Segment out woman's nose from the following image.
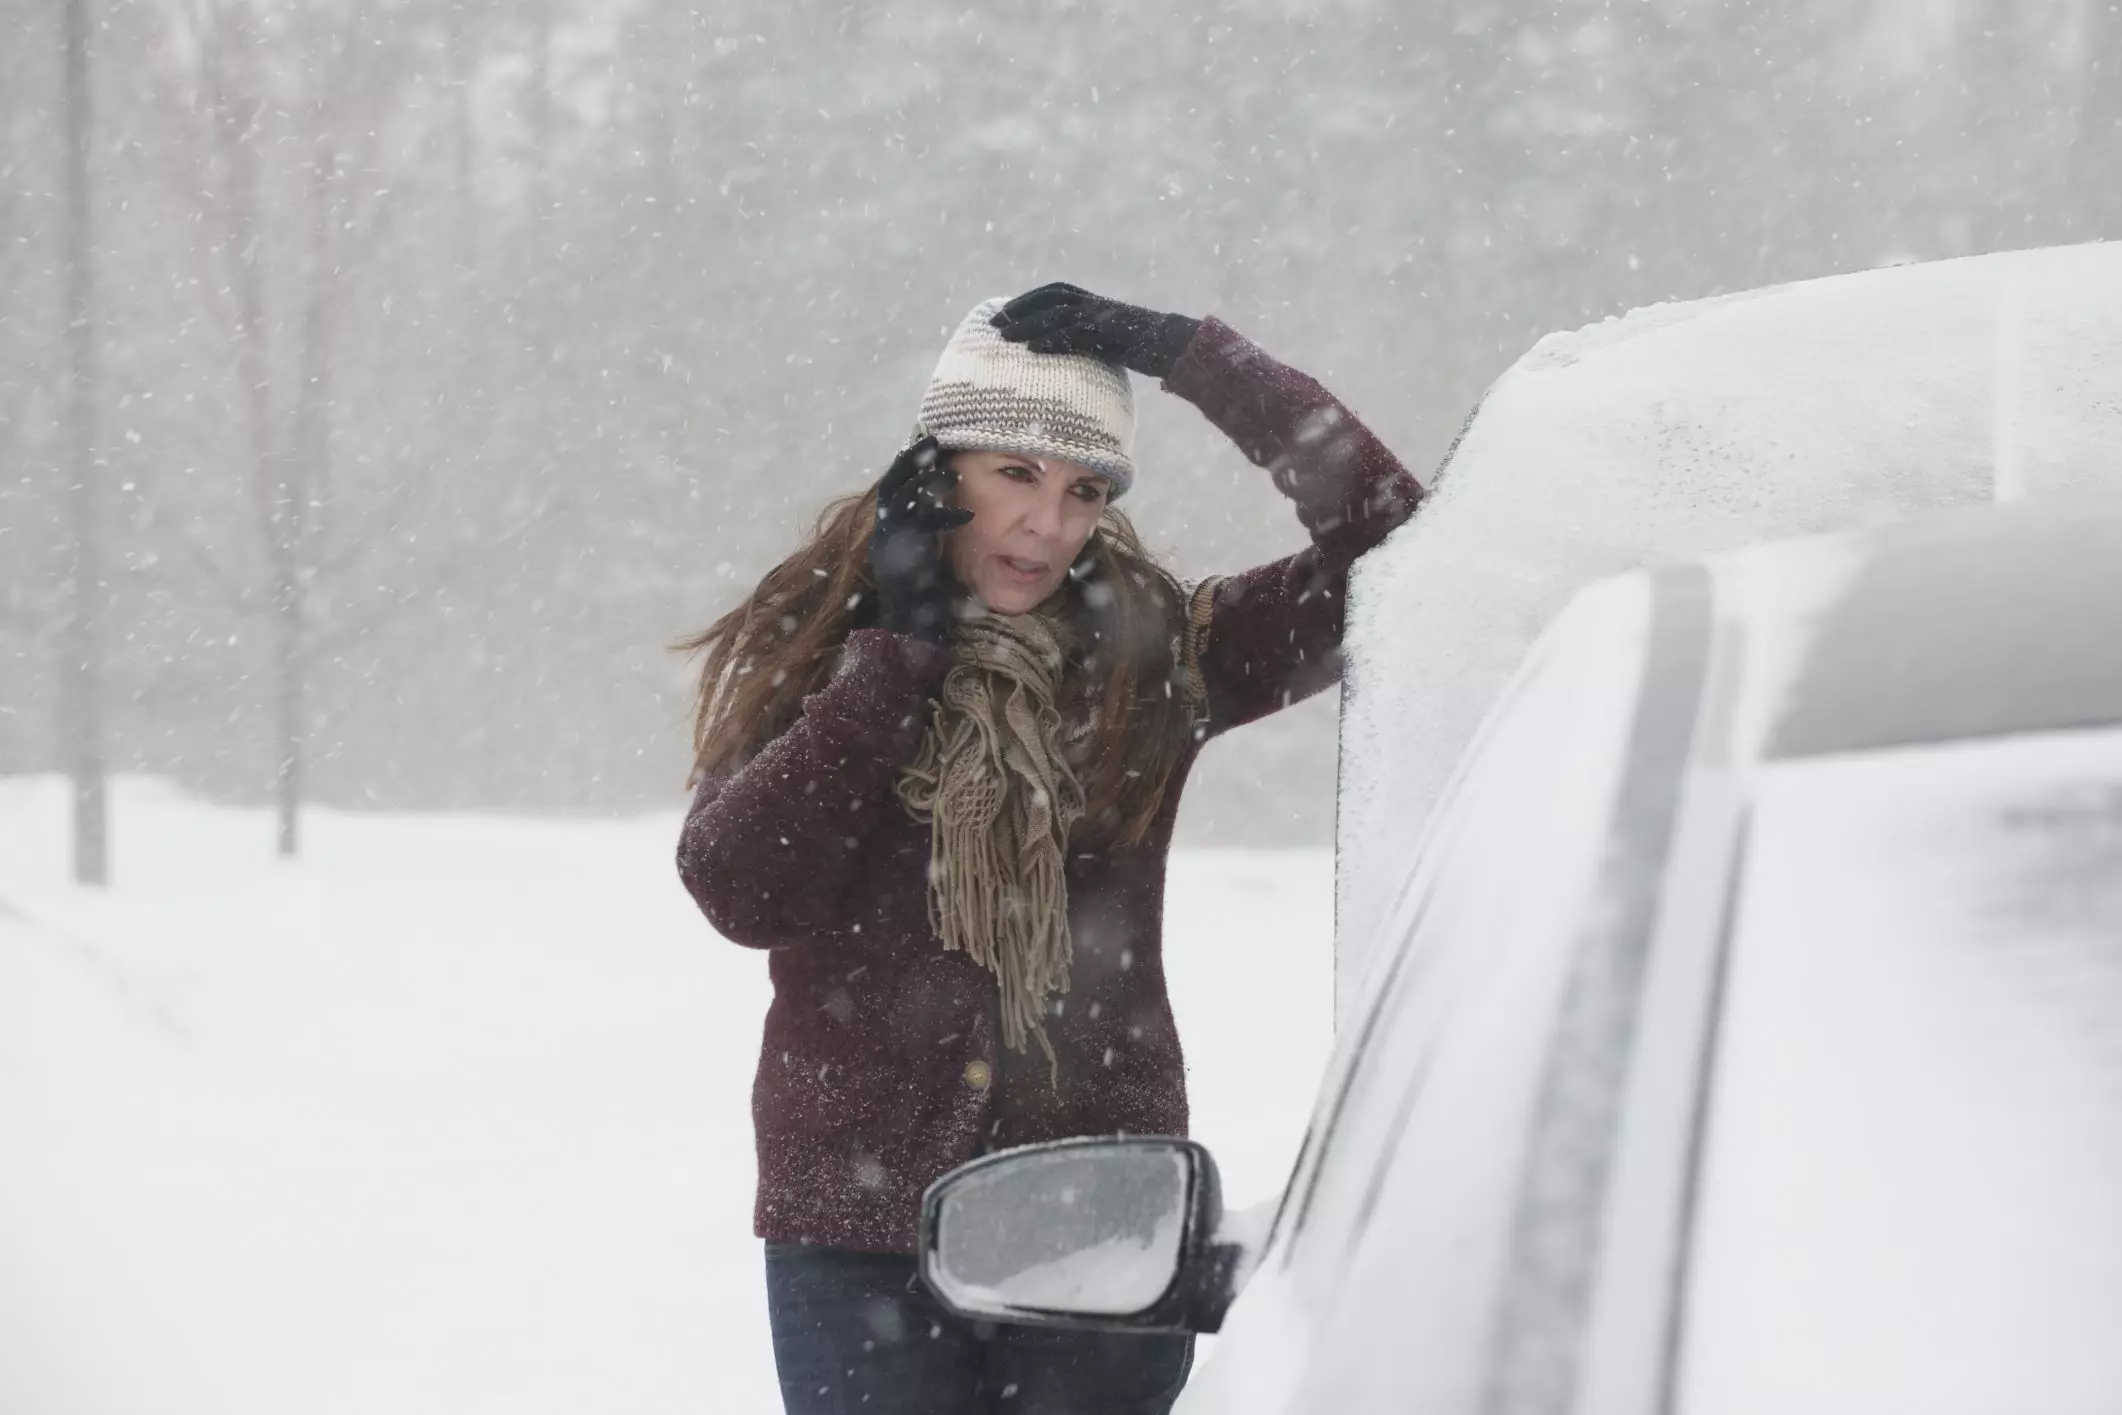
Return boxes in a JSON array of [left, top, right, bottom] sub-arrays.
[[1022, 490, 1067, 540]]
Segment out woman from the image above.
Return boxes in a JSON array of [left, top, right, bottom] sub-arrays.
[[676, 283, 1421, 1415]]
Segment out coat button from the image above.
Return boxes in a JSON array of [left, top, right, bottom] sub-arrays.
[[963, 1059, 992, 1092]]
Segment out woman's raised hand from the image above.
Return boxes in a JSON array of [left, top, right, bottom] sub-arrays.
[[989, 283, 1201, 379], [870, 435, 973, 641]]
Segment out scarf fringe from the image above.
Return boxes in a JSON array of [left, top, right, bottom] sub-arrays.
[[897, 611, 1083, 1088]]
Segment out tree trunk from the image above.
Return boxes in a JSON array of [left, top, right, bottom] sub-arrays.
[[528, 0, 554, 221], [1964, 0, 2040, 255], [203, 8, 294, 857], [62, 0, 108, 885], [2079, 0, 2122, 238], [446, 0, 479, 270], [276, 86, 343, 861], [275, 582, 302, 857]]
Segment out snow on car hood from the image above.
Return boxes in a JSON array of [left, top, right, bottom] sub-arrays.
[[1338, 241, 2122, 993]]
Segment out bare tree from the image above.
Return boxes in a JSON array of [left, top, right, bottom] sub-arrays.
[[443, 0, 482, 272], [173, 0, 425, 855], [61, 0, 109, 883], [0, 1, 53, 775], [0, 4, 44, 527], [2077, 0, 2122, 238], [1957, 0, 2070, 254]]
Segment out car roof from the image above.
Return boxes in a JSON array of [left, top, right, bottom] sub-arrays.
[[1338, 242, 2122, 963]]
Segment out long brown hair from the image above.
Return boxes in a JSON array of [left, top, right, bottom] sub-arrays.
[[676, 485, 1197, 848]]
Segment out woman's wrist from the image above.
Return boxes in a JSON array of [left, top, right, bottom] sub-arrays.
[[1137, 313, 1202, 380]]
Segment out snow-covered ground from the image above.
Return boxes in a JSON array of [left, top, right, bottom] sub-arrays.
[[0, 777, 1332, 1414]]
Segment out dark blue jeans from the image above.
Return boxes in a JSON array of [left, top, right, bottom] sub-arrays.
[[765, 1240, 1195, 1415]]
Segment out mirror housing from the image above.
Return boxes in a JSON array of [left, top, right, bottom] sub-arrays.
[[918, 1137, 1245, 1334]]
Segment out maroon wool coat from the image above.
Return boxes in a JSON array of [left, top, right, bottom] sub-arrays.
[[676, 317, 1422, 1253]]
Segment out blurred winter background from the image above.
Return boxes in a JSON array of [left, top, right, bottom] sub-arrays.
[[5, 0, 2121, 850], [4, 2, 2122, 1410]]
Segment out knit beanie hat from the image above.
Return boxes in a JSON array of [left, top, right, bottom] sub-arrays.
[[915, 297, 1137, 497]]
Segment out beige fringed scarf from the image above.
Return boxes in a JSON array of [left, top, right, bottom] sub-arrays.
[[895, 578, 1222, 1088], [896, 608, 1084, 1083]]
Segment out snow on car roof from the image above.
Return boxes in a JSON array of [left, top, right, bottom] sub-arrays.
[[1339, 242, 2122, 973]]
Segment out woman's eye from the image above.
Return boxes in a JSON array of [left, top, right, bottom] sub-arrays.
[[1001, 464, 1035, 482], [1072, 483, 1106, 503]]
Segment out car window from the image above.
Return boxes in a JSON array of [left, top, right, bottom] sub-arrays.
[[1677, 726, 2122, 1415], [1259, 576, 1651, 1407]]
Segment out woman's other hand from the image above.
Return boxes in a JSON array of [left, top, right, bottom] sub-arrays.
[[870, 435, 973, 641], [989, 283, 1201, 380]]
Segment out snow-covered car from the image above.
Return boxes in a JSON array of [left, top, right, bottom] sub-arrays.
[[917, 490, 2122, 1414], [1335, 241, 2122, 1003]]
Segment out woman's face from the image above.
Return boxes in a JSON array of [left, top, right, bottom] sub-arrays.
[[944, 449, 1112, 615]]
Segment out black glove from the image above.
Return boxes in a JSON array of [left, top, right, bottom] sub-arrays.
[[989, 283, 1202, 380], [869, 435, 973, 641]]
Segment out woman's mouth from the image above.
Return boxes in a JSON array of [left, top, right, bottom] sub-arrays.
[[997, 555, 1049, 585]]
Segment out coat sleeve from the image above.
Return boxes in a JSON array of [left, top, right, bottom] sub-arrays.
[[675, 627, 951, 948], [1161, 317, 1424, 737]]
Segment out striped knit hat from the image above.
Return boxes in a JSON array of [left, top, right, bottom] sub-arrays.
[[914, 297, 1137, 497]]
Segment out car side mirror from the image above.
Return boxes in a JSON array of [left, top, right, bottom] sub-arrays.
[[918, 1137, 1242, 1334]]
